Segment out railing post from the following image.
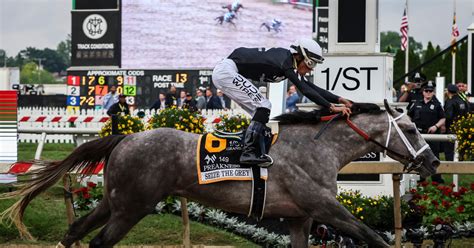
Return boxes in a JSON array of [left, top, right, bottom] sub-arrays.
[[453, 140, 459, 191], [62, 175, 80, 247], [392, 174, 402, 248], [180, 197, 191, 248], [34, 132, 47, 160]]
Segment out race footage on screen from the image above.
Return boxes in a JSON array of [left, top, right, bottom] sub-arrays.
[[121, 0, 312, 69]]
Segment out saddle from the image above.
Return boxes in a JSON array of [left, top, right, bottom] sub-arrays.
[[196, 129, 276, 184], [196, 127, 277, 219]]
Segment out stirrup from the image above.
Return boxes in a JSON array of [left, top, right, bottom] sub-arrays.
[[257, 155, 273, 168]]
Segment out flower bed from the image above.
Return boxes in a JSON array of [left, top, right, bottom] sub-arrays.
[[409, 181, 474, 227], [99, 115, 145, 137], [451, 113, 474, 160], [147, 107, 205, 134], [214, 114, 250, 133]]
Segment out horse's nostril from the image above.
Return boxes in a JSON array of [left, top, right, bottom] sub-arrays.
[[432, 160, 440, 168]]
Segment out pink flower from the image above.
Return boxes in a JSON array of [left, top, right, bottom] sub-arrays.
[[456, 205, 465, 213]]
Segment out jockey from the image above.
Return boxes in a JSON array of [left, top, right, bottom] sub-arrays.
[[212, 38, 352, 166], [272, 18, 281, 28], [231, 0, 240, 10], [224, 11, 235, 22]]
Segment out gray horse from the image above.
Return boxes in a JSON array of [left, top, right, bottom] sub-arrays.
[[1, 102, 438, 247]]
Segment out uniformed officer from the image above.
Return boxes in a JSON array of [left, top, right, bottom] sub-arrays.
[[399, 72, 425, 105], [444, 84, 470, 161], [212, 39, 352, 166], [455, 81, 473, 113], [407, 81, 446, 183]]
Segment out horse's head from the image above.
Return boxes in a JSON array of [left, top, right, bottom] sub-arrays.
[[382, 100, 439, 178]]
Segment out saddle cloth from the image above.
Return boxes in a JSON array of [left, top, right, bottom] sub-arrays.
[[196, 130, 277, 185]]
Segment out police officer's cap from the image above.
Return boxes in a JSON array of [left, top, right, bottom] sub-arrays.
[[421, 81, 436, 90], [447, 84, 458, 93], [412, 72, 427, 83]]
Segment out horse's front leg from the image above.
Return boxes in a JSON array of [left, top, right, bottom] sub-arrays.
[[287, 217, 312, 248], [308, 192, 389, 248]]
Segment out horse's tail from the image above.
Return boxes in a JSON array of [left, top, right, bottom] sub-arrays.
[[0, 134, 126, 240]]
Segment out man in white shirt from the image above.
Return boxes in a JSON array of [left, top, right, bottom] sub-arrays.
[[102, 86, 119, 110]]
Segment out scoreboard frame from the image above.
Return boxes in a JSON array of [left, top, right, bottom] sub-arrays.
[[66, 69, 214, 110]]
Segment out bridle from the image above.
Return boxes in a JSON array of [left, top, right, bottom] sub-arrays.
[[316, 111, 429, 173]]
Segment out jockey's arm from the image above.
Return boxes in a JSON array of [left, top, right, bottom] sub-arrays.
[[301, 76, 353, 108], [300, 76, 340, 103], [285, 70, 332, 108]]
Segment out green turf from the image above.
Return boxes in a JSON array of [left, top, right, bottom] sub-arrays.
[[0, 195, 258, 247], [4, 143, 473, 247]]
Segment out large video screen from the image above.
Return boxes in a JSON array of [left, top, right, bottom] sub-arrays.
[[122, 0, 313, 69]]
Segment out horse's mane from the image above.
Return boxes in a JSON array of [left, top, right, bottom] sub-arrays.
[[273, 102, 384, 125]]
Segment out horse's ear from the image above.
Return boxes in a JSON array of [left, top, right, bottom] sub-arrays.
[[384, 99, 394, 116]]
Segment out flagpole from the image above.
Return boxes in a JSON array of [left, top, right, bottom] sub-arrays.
[[452, 0, 457, 84], [405, 0, 409, 83]]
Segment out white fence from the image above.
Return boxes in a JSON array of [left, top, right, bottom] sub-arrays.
[[18, 107, 248, 143]]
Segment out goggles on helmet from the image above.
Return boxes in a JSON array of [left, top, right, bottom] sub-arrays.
[[300, 46, 324, 69]]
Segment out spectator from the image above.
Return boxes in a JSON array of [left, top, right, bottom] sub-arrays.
[[165, 86, 178, 108], [178, 90, 187, 108], [107, 94, 130, 116], [102, 85, 119, 110], [195, 89, 207, 110], [455, 81, 473, 112], [407, 81, 445, 183], [150, 93, 166, 111], [285, 85, 300, 112], [444, 84, 470, 161], [205, 88, 223, 110], [182, 92, 198, 112], [216, 89, 231, 109]]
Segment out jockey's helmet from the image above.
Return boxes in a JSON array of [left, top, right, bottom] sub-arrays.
[[290, 38, 324, 69]]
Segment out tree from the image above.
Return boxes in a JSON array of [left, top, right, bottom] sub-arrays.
[[20, 62, 55, 84], [0, 49, 6, 67], [422, 42, 438, 81], [381, 31, 423, 55], [20, 47, 67, 73], [381, 31, 400, 52], [57, 34, 71, 67]]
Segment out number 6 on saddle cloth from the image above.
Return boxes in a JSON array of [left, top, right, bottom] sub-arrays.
[[196, 127, 276, 219]]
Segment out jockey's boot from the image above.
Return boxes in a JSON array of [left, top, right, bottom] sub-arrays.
[[240, 120, 272, 167]]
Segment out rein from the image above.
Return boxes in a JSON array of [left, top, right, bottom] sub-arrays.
[[315, 111, 429, 173]]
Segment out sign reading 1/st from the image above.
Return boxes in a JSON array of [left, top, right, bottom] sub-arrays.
[[314, 55, 394, 103], [320, 67, 378, 91]]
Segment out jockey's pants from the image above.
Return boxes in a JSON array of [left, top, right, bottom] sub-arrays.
[[212, 59, 272, 117]]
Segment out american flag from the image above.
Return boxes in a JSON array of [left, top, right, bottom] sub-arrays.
[[400, 8, 408, 51], [451, 12, 459, 53]]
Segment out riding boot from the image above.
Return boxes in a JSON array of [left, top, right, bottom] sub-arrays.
[[240, 108, 273, 167]]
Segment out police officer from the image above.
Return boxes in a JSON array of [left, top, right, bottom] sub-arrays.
[[444, 84, 470, 161], [407, 81, 446, 183], [399, 72, 440, 109], [455, 81, 474, 113]]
